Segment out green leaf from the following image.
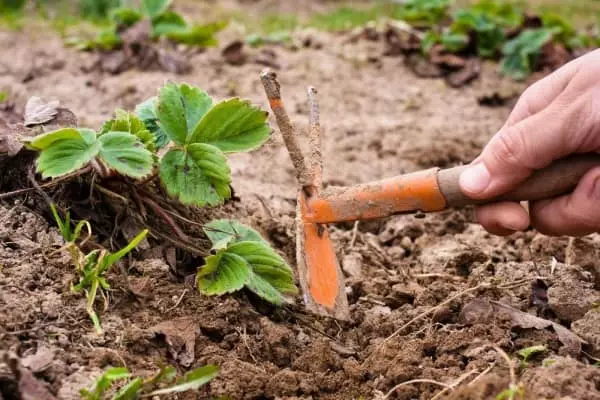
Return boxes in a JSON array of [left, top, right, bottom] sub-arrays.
[[451, 9, 505, 57], [501, 28, 555, 81], [203, 219, 265, 250], [189, 98, 271, 152], [109, 7, 142, 27], [103, 109, 157, 152], [441, 32, 469, 52], [151, 10, 187, 36], [159, 145, 231, 206], [135, 97, 169, 148], [163, 21, 226, 46], [470, 0, 523, 28], [80, 367, 130, 399], [542, 12, 576, 47], [156, 83, 213, 146], [400, 0, 451, 25], [149, 365, 220, 395], [224, 241, 295, 304], [97, 132, 154, 178], [28, 128, 93, 150], [517, 344, 546, 363], [35, 128, 100, 178], [421, 31, 440, 54], [197, 251, 251, 295], [114, 377, 143, 400], [101, 229, 148, 271], [142, 0, 171, 20]]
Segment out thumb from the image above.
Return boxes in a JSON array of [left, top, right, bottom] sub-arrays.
[[459, 103, 577, 199], [529, 167, 600, 236]]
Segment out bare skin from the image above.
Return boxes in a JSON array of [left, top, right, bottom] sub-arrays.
[[459, 49, 600, 236]]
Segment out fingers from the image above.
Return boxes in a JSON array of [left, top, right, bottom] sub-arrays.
[[460, 103, 575, 198], [529, 167, 600, 236], [475, 202, 530, 236]]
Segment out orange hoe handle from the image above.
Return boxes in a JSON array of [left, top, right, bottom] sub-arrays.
[[303, 154, 600, 224]]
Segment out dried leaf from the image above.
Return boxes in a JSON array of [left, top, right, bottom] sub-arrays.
[[460, 299, 585, 355], [150, 317, 197, 367], [445, 59, 481, 87], [21, 347, 55, 373], [24, 97, 60, 127], [0, 120, 24, 156], [222, 40, 247, 66]]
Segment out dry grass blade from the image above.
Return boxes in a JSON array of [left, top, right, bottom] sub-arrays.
[[383, 378, 452, 399], [307, 86, 322, 189]]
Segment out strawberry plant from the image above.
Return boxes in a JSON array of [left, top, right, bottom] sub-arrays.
[[69, 0, 226, 51], [199, 220, 298, 305], [80, 364, 219, 399], [26, 82, 297, 308], [501, 28, 556, 81]]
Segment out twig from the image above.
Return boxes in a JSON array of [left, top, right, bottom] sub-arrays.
[[260, 69, 310, 185], [307, 86, 322, 189], [494, 346, 517, 389], [430, 369, 479, 400], [2, 283, 38, 297], [0, 166, 91, 201], [467, 362, 496, 387], [383, 379, 452, 399], [165, 289, 188, 313], [141, 196, 187, 240], [349, 221, 359, 249]]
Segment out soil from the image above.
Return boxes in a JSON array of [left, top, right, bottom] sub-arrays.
[[2, 2, 600, 399]]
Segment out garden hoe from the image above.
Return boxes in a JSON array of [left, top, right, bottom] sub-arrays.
[[261, 69, 600, 321]]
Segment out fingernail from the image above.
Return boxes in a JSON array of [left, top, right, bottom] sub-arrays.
[[459, 163, 491, 195]]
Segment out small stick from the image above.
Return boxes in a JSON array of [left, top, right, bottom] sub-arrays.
[[383, 379, 452, 399], [260, 69, 311, 185], [307, 86, 322, 189]]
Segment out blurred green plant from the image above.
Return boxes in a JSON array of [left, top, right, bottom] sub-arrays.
[[80, 364, 220, 399]]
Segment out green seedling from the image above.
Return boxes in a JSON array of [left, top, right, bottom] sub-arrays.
[[496, 384, 525, 400], [0, 91, 8, 103], [69, 0, 226, 51], [501, 28, 556, 81], [72, 229, 148, 333], [80, 367, 131, 400], [198, 219, 298, 305], [399, 0, 451, 26], [517, 344, 546, 368], [80, 364, 220, 399], [50, 203, 92, 268]]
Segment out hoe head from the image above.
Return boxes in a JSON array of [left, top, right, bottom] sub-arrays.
[[261, 70, 350, 320]]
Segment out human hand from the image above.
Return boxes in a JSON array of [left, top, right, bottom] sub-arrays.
[[459, 49, 600, 236]]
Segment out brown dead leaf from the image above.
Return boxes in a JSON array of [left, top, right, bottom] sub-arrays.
[[222, 40, 247, 66], [150, 317, 197, 367], [460, 299, 585, 355], [445, 59, 480, 88], [24, 97, 60, 127], [21, 347, 55, 373], [540, 43, 571, 71], [404, 53, 444, 78], [0, 120, 24, 156], [429, 45, 467, 68], [1, 352, 57, 400]]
